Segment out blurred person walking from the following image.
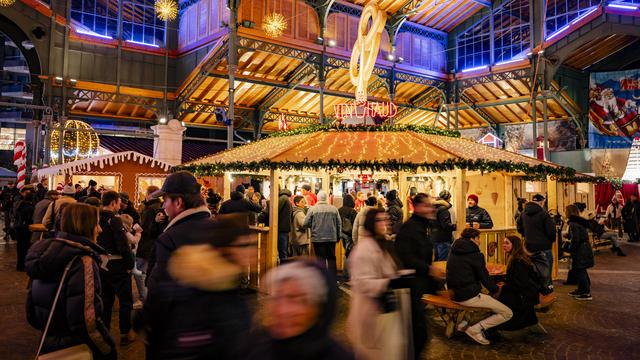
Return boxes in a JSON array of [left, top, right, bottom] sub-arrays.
[[395, 193, 435, 359], [385, 190, 404, 235], [348, 208, 412, 360], [25, 203, 116, 359], [352, 197, 378, 245], [139, 171, 255, 360], [241, 260, 353, 360]]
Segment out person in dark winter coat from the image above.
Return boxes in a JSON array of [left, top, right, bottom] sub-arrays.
[[395, 193, 435, 359], [134, 185, 167, 305], [465, 194, 493, 229], [119, 192, 141, 226], [98, 191, 136, 345], [139, 171, 254, 360], [496, 236, 541, 332], [26, 203, 116, 359], [277, 189, 292, 262], [14, 192, 35, 271], [432, 190, 456, 261], [566, 204, 595, 301], [517, 194, 556, 290], [219, 185, 262, 221], [446, 228, 512, 345], [622, 194, 640, 242], [338, 194, 358, 257], [81, 179, 101, 199], [240, 260, 354, 360], [385, 190, 404, 234]]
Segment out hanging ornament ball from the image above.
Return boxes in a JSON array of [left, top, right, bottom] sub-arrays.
[[155, 0, 178, 21], [0, 0, 16, 7], [263, 12, 287, 38], [50, 120, 100, 165]]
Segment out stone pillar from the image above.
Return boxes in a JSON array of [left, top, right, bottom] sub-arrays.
[[151, 119, 185, 165]]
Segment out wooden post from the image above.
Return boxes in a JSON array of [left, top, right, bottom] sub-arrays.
[[455, 169, 466, 238], [398, 171, 409, 221], [546, 175, 559, 280], [505, 174, 514, 226], [267, 170, 280, 269], [223, 173, 231, 201]]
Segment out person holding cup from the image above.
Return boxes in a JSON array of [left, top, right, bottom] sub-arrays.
[[465, 194, 493, 229]]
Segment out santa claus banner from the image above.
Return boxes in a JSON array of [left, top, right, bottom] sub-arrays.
[[589, 69, 640, 148]]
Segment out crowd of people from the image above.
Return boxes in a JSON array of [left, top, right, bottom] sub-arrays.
[[0, 172, 632, 359]]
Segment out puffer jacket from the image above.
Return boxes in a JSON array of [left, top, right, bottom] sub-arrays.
[[140, 206, 251, 359], [25, 233, 116, 359], [446, 238, 498, 302], [303, 200, 341, 243], [431, 199, 456, 243], [465, 205, 493, 229], [568, 215, 595, 270], [517, 202, 556, 252]]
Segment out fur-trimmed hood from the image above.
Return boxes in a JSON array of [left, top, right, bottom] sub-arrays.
[[168, 244, 243, 292]]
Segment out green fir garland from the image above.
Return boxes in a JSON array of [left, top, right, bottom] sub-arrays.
[[176, 158, 579, 180], [266, 123, 461, 138]]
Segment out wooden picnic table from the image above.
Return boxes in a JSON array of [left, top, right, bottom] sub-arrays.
[[430, 261, 506, 280]]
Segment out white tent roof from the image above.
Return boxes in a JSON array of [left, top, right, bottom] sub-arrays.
[[37, 151, 172, 178]]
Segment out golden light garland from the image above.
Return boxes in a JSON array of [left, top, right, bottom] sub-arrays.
[[0, 0, 16, 7], [50, 120, 100, 165], [155, 0, 178, 21], [262, 12, 287, 38]]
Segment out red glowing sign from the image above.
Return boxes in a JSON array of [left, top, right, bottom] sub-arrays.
[[333, 94, 398, 122]]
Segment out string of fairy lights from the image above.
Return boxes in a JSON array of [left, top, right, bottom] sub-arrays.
[[50, 120, 100, 165]]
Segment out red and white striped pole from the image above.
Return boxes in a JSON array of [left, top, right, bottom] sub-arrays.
[[13, 140, 26, 190]]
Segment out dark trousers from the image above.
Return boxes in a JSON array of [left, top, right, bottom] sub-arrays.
[[15, 227, 30, 270], [101, 273, 133, 334], [312, 242, 336, 279], [410, 293, 428, 360], [574, 268, 591, 294], [277, 232, 289, 263], [3, 211, 11, 238]]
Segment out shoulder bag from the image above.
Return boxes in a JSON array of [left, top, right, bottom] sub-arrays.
[[35, 256, 93, 360]]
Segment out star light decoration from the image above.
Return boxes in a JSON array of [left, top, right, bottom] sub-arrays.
[[0, 0, 16, 7], [155, 0, 178, 21], [262, 12, 287, 38]]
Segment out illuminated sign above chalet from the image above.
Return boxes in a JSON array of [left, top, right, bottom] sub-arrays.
[[334, 93, 398, 125]]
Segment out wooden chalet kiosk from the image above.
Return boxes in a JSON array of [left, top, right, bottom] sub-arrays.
[[180, 124, 593, 280]]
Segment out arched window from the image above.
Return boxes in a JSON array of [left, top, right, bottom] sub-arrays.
[[70, 0, 165, 47]]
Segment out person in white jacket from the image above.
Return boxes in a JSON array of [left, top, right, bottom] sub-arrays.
[[348, 208, 412, 360]]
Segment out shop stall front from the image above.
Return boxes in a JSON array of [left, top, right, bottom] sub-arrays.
[[37, 151, 172, 206], [179, 125, 595, 281]]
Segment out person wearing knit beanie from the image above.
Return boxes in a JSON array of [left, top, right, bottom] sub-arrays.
[[466, 194, 493, 229]]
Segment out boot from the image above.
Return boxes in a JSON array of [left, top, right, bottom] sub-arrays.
[[615, 247, 626, 256]]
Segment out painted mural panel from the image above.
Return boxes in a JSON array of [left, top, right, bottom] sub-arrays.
[[458, 120, 577, 154], [589, 69, 640, 149]]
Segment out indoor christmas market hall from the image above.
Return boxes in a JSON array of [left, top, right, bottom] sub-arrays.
[[1, 0, 640, 359]]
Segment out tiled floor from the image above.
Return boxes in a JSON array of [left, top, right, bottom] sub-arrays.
[[1, 235, 639, 359]]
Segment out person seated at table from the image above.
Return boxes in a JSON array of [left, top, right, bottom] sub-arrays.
[[588, 217, 626, 256], [495, 235, 543, 333], [465, 194, 493, 229], [446, 228, 512, 345]]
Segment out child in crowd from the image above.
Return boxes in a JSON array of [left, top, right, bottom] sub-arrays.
[[120, 213, 143, 247]]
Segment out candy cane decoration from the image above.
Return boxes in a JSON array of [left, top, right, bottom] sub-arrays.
[[13, 140, 26, 190], [350, 1, 387, 99]]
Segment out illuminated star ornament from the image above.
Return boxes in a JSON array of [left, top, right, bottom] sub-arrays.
[[155, 0, 178, 21], [0, 0, 16, 7], [263, 12, 287, 38]]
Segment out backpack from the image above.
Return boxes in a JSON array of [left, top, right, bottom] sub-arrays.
[[341, 214, 353, 236], [530, 251, 552, 295]]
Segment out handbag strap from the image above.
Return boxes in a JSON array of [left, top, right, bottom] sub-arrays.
[[35, 255, 79, 359]]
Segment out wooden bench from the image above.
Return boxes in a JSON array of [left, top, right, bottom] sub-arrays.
[[423, 292, 558, 338], [535, 293, 557, 312], [423, 292, 491, 338]]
